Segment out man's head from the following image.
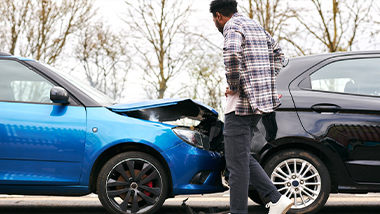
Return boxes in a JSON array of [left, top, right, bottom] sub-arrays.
[[210, 0, 238, 34]]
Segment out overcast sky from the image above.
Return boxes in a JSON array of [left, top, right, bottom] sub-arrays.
[[97, 0, 215, 28], [88, 0, 380, 103], [91, 0, 224, 102]]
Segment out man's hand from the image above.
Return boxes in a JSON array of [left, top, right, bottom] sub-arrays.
[[225, 87, 237, 97]]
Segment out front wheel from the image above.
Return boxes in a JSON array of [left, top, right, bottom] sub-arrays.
[[97, 152, 169, 214], [249, 150, 330, 214]]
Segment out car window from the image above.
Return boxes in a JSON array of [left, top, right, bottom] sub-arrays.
[[0, 59, 54, 103], [309, 58, 380, 96], [36, 62, 115, 106]]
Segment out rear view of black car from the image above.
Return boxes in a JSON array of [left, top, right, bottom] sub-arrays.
[[249, 51, 380, 213]]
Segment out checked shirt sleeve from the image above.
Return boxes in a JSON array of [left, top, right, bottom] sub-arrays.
[[273, 40, 284, 76], [270, 35, 284, 76], [223, 25, 244, 92], [265, 31, 284, 76]]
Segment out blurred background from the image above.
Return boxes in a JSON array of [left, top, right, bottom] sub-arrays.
[[1, 0, 379, 115]]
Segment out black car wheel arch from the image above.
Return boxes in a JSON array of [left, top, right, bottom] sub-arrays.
[[259, 139, 343, 191]]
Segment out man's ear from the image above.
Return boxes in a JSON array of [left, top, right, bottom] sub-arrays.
[[215, 12, 222, 20]]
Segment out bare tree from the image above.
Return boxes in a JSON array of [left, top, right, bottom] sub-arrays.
[[75, 23, 131, 101], [0, 0, 94, 64], [184, 51, 225, 114], [0, 0, 31, 54], [239, 0, 295, 41], [239, 0, 311, 56], [294, 0, 374, 53], [124, 0, 193, 99], [375, 3, 380, 35]]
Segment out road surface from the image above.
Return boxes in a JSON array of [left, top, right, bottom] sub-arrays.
[[1, 192, 380, 213]]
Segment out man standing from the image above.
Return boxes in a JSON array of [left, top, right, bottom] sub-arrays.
[[209, 0, 293, 214]]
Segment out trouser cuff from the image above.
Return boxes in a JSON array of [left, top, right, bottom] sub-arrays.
[[265, 189, 282, 204]]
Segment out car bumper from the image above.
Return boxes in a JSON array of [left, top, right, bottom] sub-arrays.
[[163, 142, 227, 196]]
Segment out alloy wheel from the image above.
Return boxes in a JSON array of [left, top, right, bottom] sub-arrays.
[[270, 158, 322, 209], [105, 158, 163, 214]]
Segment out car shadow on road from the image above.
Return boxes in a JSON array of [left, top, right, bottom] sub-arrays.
[[0, 205, 108, 214], [318, 205, 380, 214], [1, 204, 380, 214], [162, 204, 380, 214], [158, 204, 380, 214]]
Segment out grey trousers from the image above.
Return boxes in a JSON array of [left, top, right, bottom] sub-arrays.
[[224, 112, 281, 214]]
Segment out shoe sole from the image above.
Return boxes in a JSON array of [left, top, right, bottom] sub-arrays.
[[282, 203, 293, 214]]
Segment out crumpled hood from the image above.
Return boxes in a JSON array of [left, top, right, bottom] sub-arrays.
[[108, 98, 218, 122]]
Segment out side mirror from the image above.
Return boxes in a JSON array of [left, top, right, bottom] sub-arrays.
[[50, 86, 69, 104]]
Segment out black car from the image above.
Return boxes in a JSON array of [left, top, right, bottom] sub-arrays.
[[248, 51, 380, 213]]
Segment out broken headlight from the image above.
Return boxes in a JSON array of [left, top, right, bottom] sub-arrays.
[[172, 127, 209, 149]]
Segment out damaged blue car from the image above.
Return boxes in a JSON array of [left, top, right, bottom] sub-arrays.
[[0, 52, 226, 214]]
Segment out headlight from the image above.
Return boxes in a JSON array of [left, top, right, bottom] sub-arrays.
[[172, 127, 208, 149]]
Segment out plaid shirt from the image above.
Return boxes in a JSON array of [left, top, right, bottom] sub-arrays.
[[223, 13, 284, 115]]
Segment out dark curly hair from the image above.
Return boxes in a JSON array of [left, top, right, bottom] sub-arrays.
[[209, 0, 238, 17]]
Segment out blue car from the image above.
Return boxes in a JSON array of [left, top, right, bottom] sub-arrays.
[[0, 52, 226, 214]]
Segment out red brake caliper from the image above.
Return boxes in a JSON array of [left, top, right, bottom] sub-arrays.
[[143, 182, 153, 196]]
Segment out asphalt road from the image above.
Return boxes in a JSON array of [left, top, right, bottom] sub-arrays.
[[1, 192, 380, 214]]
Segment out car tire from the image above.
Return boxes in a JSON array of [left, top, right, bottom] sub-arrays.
[[259, 150, 330, 214], [97, 151, 169, 214]]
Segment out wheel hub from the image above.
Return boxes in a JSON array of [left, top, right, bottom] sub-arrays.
[[130, 182, 138, 189]]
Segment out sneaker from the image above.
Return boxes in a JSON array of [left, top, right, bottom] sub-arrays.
[[266, 195, 293, 214]]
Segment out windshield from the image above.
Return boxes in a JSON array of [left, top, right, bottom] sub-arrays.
[[32, 61, 114, 106]]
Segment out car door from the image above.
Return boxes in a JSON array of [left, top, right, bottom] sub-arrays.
[[0, 59, 86, 185], [290, 55, 380, 183]]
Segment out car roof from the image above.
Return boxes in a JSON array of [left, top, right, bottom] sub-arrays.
[[0, 52, 34, 61], [291, 50, 380, 63], [0, 52, 12, 56]]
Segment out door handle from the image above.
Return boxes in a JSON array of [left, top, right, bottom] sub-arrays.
[[311, 103, 341, 114]]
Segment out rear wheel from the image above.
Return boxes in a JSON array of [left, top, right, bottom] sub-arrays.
[[260, 150, 330, 214], [97, 152, 168, 214]]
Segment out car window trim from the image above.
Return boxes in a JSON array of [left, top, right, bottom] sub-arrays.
[[0, 100, 80, 106], [292, 54, 380, 99], [297, 87, 380, 99]]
